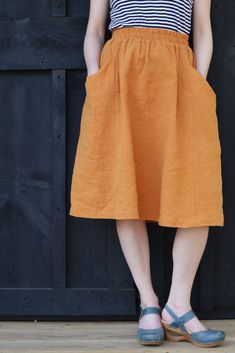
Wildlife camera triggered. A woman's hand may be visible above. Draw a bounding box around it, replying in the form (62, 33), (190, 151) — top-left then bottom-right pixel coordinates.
(87, 67), (99, 77)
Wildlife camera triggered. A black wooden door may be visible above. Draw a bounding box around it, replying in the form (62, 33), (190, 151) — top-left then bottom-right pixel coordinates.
(0, 0), (234, 319)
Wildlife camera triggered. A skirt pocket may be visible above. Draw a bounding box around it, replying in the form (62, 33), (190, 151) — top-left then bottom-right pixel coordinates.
(188, 64), (216, 100)
(186, 47), (216, 103)
(186, 64), (217, 115)
(85, 38), (116, 88)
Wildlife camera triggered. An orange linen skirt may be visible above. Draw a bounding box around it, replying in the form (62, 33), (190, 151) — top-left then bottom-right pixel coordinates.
(69, 26), (224, 228)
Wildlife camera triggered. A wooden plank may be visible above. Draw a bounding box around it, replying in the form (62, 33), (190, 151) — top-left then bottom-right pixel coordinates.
(147, 223), (170, 308)
(107, 220), (137, 316)
(0, 70), (54, 289)
(199, 233), (215, 312)
(0, 17), (87, 70)
(52, 0), (66, 16)
(0, 320), (233, 352)
(0, 1), (51, 17)
(52, 70), (66, 289)
(0, 289), (136, 318)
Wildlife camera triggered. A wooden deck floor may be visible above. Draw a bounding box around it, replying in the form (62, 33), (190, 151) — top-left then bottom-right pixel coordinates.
(0, 320), (234, 352)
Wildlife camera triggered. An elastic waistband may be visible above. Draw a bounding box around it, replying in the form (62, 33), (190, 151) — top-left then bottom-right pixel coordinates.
(111, 27), (189, 46)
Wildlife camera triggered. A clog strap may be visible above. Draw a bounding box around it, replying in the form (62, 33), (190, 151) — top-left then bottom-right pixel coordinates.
(139, 306), (161, 320)
(179, 309), (196, 324)
(164, 304), (195, 332)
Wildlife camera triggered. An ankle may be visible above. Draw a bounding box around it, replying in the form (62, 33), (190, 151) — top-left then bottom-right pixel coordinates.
(140, 295), (160, 309)
(161, 301), (192, 322)
(165, 300), (191, 311)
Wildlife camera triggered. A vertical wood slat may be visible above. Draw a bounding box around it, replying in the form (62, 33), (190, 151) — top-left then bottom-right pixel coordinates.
(199, 233), (215, 312)
(52, 1), (66, 288)
(106, 220), (137, 315)
(52, 0), (66, 16)
(52, 69), (66, 289)
(149, 225), (171, 308)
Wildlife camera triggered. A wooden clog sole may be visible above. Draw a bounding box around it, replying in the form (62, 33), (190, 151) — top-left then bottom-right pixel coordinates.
(161, 320), (224, 348)
(138, 339), (163, 346)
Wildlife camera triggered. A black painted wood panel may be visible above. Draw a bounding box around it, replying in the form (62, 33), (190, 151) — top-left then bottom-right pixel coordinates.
(0, 0), (234, 320)
(0, 0), (136, 320)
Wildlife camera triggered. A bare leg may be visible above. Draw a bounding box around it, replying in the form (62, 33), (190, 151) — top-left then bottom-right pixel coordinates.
(162, 226), (209, 332)
(116, 219), (162, 329)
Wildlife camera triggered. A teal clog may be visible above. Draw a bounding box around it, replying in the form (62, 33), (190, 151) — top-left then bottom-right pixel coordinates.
(161, 304), (225, 347)
(137, 306), (165, 345)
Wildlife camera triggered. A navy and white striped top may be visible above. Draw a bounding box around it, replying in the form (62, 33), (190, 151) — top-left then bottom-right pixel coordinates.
(108, 0), (194, 35)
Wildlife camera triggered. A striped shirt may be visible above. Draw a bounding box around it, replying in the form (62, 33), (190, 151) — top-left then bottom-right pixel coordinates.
(108, 0), (194, 35)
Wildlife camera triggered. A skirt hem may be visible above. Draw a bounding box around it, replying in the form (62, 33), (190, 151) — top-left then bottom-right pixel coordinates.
(69, 206), (224, 228)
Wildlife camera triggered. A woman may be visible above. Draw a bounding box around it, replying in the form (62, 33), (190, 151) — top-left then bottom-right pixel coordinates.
(69, 0), (225, 347)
